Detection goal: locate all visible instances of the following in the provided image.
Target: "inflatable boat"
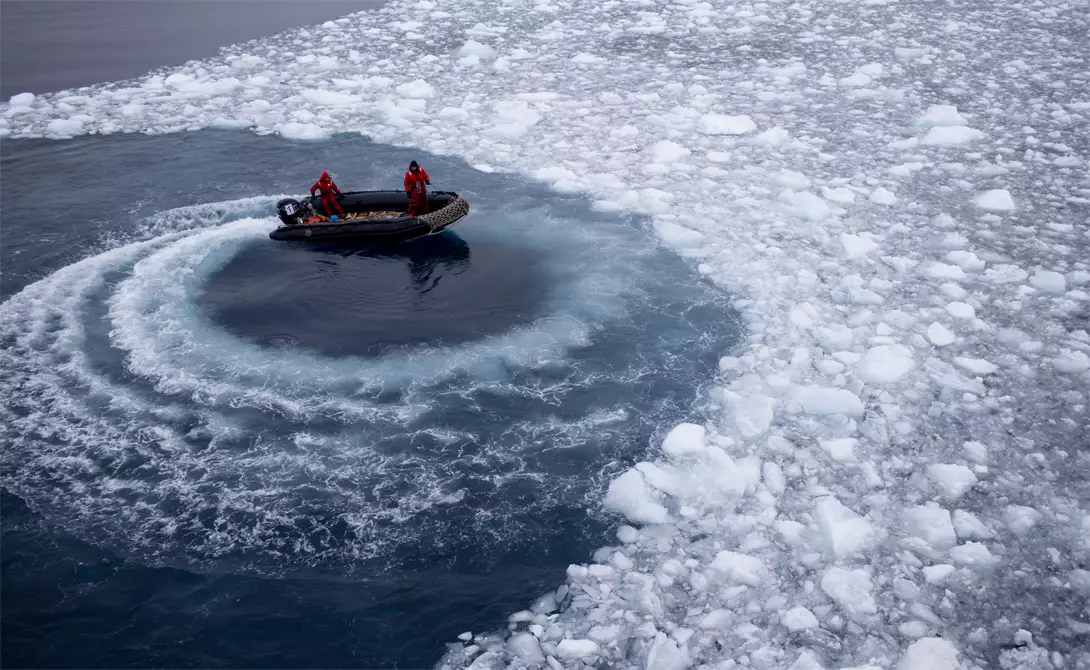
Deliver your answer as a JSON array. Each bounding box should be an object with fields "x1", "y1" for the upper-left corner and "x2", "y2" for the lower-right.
[{"x1": 270, "y1": 190, "x2": 470, "y2": 242}]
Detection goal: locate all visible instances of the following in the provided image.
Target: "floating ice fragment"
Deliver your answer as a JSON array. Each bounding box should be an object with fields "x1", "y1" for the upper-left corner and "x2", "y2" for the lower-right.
[
  {"x1": 791, "y1": 386, "x2": 864, "y2": 416},
  {"x1": 507, "y1": 633, "x2": 545, "y2": 664},
  {"x1": 456, "y1": 40, "x2": 496, "y2": 60},
  {"x1": 649, "y1": 140, "x2": 691, "y2": 163},
  {"x1": 945, "y1": 302, "x2": 975, "y2": 319},
  {"x1": 782, "y1": 606, "x2": 819, "y2": 631},
  {"x1": 774, "y1": 170, "x2": 810, "y2": 191},
  {"x1": 646, "y1": 633, "x2": 689, "y2": 670},
  {"x1": 856, "y1": 344, "x2": 916, "y2": 384},
  {"x1": 815, "y1": 497, "x2": 876, "y2": 557},
  {"x1": 917, "y1": 104, "x2": 968, "y2": 128},
  {"x1": 1030, "y1": 270, "x2": 1066, "y2": 293},
  {"x1": 922, "y1": 126, "x2": 984, "y2": 146},
  {"x1": 928, "y1": 464, "x2": 978, "y2": 499},
  {"x1": 1005, "y1": 505, "x2": 1043, "y2": 536},
  {"x1": 923, "y1": 564, "x2": 957, "y2": 584},
  {"x1": 8, "y1": 92, "x2": 36, "y2": 106},
  {"x1": 555, "y1": 639, "x2": 599, "y2": 659},
  {"x1": 974, "y1": 189, "x2": 1015, "y2": 212},
  {"x1": 780, "y1": 190, "x2": 832, "y2": 221},
  {"x1": 697, "y1": 113, "x2": 757, "y2": 135},
  {"x1": 395, "y1": 79, "x2": 435, "y2": 98},
  {"x1": 662, "y1": 423, "x2": 706, "y2": 456},
  {"x1": 926, "y1": 323, "x2": 956, "y2": 346},
  {"x1": 953, "y1": 357, "x2": 998, "y2": 375},
  {"x1": 819, "y1": 438, "x2": 857, "y2": 462},
  {"x1": 821, "y1": 567, "x2": 877, "y2": 619},
  {"x1": 712, "y1": 551, "x2": 768, "y2": 586},
  {"x1": 949, "y1": 541, "x2": 997, "y2": 567},
  {"x1": 899, "y1": 637, "x2": 961, "y2": 670},
  {"x1": 952, "y1": 510, "x2": 993, "y2": 539},
  {"x1": 869, "y1": 187, "x2": 898, "y2": 205},
  {"x1": 1053, "y1": 349, "x2": 1090, "y2": 373},
  {"x1": 841, "y1": 234, "x2": 879, "y2": 258},
  {"x1": 903, "y1": 505, "x2": 957, "y2": 549},
  {"x1": 725, "y1": 391, "x2": 776, "y2": 440},
  {"x1": 985, "y1": 264, "x2": 1029, "y2": 284},
  {"x1": 603, "y1": 470, "x2": 669, "y2": 524}
]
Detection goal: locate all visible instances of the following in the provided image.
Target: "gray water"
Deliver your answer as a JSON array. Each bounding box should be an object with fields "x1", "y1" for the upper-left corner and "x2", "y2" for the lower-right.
[{"x1": 1, "y1": 0, "x2": 385, "y2": 99}]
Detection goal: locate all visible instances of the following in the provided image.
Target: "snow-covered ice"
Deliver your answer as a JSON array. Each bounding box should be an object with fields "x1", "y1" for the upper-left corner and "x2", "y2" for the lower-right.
[{"x1": 3, "y1": 0, "x2": 1088, "y2": 668}]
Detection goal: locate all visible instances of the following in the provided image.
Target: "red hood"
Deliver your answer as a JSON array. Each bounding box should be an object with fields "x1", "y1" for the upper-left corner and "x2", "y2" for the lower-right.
[{"x1": 320, "y1": 171, "x2": 330, "y2": 180}]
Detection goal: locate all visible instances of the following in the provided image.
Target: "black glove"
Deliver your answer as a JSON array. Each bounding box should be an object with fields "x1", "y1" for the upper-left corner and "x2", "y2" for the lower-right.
[{"x1": 425, "y1": 180, "x2": 431, "y2": 185}]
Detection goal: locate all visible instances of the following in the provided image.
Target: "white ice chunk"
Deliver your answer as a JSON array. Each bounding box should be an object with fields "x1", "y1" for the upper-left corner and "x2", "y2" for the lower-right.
[
  {"x1": 507, "y1": 633, "x2": 546, "y2": 664},
  {"x1": 711, "y1": 551, "x2": 768, "y2": 586},
  {"x1": 646, "y1": 633, "x2": 688, "y2": 670},
  {"x1": 945, "y1": 302, "x2": 976, "y2": 319},
  {"x1": 456, "y1": 40, "x2": 497, "y2": 60},
  {"x1": 856, "y1": 344, "x2": 916, "y2": 385},
  {"x1": 821, "y1": 567, "x2": 877, "y2": 619},
  {"x1": 949, "y1": 542, "x2": 998, "y2": 567},
  {"x1": 974, "y1": 189, "x2": 1015, "y2": 212},
  {"x1": 725, "y1": 391, "x2": 777, "y2": 440},
  {"x1": 603, "y1": 469, "x2": 669, "y2": 524},
  {"x1": 791, "y1": 386, "x2": 864, "y2": 416},
  {"x1": 869, "y1": 187, "x2": 898, "y2": 205},
  {"x1": 903, "y1": 505, "x2": 957, "y2": 549},
  {"x1": 1005, "y1": 505, "x2": 1043, "y2": 536},
  {"x1": 649, "y1": 140, "x2": 691, "y2": 163},
  {"x1": 926, "y1": 323, "x2": 957, "y2": 346},
  {"x1": 662, "y1": 422, "x2": 707, "y2": 456},
  {"x1": 697, "y1": 113, "x2": 757, "y2": 135},
  {"x1": 952, "y1": 510, "x2": 993, "y2": 540},
  {"x1": 780, "y1": 190, "x2": 832, "y2": 221},
  {"x1": 819, "y1": 438, "x2": 857, "y2": 462},
  {"x1": 1029, "y1": 270, "x2": 1066, "y2": 293},
  {"x1": 8, "y1": 92, "x2": 36, "y2": 106},
  {"x1": 816, "y1": 497, "x2": 876, "y2": 557},
  {"x1": 954, "y1": 357, "x2": 999, "y2": 375},
  {"x1": 556, "y1": 639, "x2": 600, "y2": 659},
  {"x1": 782, "y1": 606, "x2": 819, "y2": 631},
  {"x1": 916, "y1": 105, "x2": 968, "y2": 128},
  {"x1": 899, "y1": 637, "x2": 961, "y2": 670},
  {"x1": 927, "y1": 464, "x2": 978, "y2": 499},
  {"x1": 395, "y1": 79, "x2": 436, "y2": 98},
  {"x1": 776, "y1": 169, "x2": 811, "y2": 190},
  {"x1": 1053, "y1": 349, "x2": 1090, "y2": 373},
  {"x1": 841, "y1": 234, "x2": 879, "y2": 259},
  {"x1": 922, "y1": 126, "x2": 984, "y2": 146}
]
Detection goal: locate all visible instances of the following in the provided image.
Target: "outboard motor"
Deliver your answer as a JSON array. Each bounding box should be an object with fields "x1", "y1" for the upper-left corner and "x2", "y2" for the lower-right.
[{"x1": 276, "y1": 198, "x2": 304, "y2": 225}]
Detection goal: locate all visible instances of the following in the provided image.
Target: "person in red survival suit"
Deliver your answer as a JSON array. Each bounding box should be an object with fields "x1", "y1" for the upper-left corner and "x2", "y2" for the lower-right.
[
  {"x1": 310, "y1": 171, "x2": 344, "y2": 219},
  {"x1": 404, "y1": 161, "x2": 430, "y2": 216}
]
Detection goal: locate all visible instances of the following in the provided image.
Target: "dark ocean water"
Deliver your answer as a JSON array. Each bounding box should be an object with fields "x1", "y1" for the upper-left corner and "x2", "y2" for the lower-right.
[
  {"x1": 0, "y1": 130, "x2": 741, "y2": 668},
  {"x1": 1, "y1": 0, "x2": 385, "y2": 99}
]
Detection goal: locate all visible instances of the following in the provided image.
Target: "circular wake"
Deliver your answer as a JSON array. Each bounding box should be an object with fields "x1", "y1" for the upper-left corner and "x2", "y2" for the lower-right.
[{"x1": 1, "y1": 195, "x2": 736, "y2": 576}]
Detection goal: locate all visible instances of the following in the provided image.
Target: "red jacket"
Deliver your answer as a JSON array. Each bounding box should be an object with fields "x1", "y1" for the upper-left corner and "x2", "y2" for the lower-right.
[
  {"x1": 311, "y1": 171, "x2": 342, "y2": 199},
  {"x1": 404, "y1": 167, "x2": 430, "y2": 194}
]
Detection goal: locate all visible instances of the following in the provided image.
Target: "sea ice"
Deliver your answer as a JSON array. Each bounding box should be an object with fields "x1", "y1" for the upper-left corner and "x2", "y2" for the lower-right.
[
  {"x1": 781, "y1": 606, "x2": 819, "y2": 631},
  {"x1": 921, "y1": 126, "x2": 984, "y2": 146},
  {"x1": 899, "y1": 637, "x2": 961, "y2": 670},
  {"x1": 917, "y1": 104, "x2": 968, "y2": 128},
  {"x1": 928, "y1": 464, "x2": 978, "y2": 499},
  {"x1": 697, "y1": 113, "x2": 757, "y2": 135},
  {"x1": 855, "y1": 344, "x2": 916, "y2": 384},
  {"x1": 974, "y1": 189, "x2": 1015, "y2": 211},
  {"x1": 821, "y1": 567, "x2": 877, "y2": 619},
  {"x1": 903, "y1": 505, "x2": 957, "y2": 549}
]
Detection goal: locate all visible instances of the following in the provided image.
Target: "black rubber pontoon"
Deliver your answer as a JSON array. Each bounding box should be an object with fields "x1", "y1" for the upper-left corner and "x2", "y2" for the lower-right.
[{"x1": 270, "y1": 190, "x2": 470, "y2": 242}]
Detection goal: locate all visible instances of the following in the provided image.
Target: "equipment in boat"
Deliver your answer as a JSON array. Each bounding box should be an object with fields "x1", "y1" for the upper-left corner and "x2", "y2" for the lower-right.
[{"x1": 271, "y1": 190, "x2": 470, "y2": 242}]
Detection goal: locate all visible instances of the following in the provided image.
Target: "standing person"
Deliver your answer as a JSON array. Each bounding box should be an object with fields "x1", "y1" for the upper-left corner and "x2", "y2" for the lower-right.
[
  {"x1": 310, "y1": 171, "x2": 344, "y2": 219},
  {"x1": 404, "y1": 161, "x2": 430, "y2": 216}
]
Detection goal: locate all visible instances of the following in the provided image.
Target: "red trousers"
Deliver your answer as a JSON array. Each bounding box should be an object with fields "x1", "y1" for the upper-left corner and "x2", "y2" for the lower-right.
[
  {"x1": 407, "y1": 187, "x2": 429, "y2": 216},
  {"x1": 320, "y1": 195, "x2": 344, "y2": 217}
]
